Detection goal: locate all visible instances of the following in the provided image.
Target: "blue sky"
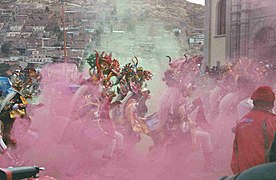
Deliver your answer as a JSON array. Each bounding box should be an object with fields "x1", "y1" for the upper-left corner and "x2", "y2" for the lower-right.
[{"x1": 187, "y1": 0, "x2": 205, "y2": 5}]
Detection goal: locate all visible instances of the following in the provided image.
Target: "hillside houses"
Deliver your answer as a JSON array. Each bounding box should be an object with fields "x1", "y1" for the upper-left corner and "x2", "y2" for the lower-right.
[{"x1": 0, "y1": 3, "x2": 101, "y2": 69}]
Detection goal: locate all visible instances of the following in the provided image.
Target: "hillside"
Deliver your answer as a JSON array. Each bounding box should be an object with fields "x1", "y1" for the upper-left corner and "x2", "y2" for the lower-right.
[
  {"x1": 12, "y1": 0, "x2": 204, "y2": 29},
  {"x1": 131, "y1": 0, "x2": 204, "y2": 29}
]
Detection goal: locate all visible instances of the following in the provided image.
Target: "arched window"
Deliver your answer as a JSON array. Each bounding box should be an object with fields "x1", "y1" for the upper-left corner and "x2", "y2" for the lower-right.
[{"x1": 217, "y1": 0, "x2": 226, "y2": 35}]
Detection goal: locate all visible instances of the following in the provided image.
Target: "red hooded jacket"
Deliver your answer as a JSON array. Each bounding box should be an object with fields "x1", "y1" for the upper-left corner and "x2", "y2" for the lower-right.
[{"x1": 231, "y1": 110, "x2": 276, "y2": 174}]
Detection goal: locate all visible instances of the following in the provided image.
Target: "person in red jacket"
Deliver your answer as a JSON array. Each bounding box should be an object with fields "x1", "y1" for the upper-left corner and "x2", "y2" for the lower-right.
[{"x1": 231, "y1": 86, "x2": 276, "y2": 174}]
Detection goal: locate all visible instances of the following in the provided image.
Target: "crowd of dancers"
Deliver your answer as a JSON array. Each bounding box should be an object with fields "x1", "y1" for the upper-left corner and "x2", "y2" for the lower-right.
[{"x1": 0, "y1": 52, "x2": 276, "y2": 179}]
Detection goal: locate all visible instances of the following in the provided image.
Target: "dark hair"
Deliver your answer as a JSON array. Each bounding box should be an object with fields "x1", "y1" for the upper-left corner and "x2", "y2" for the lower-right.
[{"x1": 253, "y1": 100, "x2": 274, "y2": 109}]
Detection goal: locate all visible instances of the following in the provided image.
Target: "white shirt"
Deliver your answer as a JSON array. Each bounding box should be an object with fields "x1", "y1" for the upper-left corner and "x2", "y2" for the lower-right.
[{"x1": 237, "y1": 98, "x2": 254, "y2": 119}]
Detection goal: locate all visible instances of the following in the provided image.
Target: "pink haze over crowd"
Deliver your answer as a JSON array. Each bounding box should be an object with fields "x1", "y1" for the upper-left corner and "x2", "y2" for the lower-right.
[{"x1": 0, "y1": 56, "x2": 275, "y2": 180}]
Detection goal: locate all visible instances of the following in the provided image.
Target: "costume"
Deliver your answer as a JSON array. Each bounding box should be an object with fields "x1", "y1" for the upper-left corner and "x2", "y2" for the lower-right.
[
  {"x1": 0, "y1": 68, "x2": 40, "y2": 165},
  {"x1": 98, "y1": 93, "x2": 115, "y2": 137},
  {"x1": 231, "y1": 86, "x2": 276, "y2": 174},
  {"x1": 85, "y1": 51, "x2": 153, "y2": 157},
  {"x1": 122, "y1": 98, "x2": 149, "y2": 146},
  {"x1": 0, "y1": 68, "x2": 39, "y2": 148},
  {"x1": 0, "y1": 77, "x2": 13, "y2": 100},
  {"x1": 129, "y1": 88, "x2": 150, "y2": 119},
  {"x1": 0, "y1": 90, "x2": 28, "y2": 147}
]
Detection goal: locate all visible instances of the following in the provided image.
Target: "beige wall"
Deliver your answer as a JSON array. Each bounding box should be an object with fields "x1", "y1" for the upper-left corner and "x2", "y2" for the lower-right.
[
  {"x1": 210, "y1": 37, "x2": 226, "y2": 66},
  {"x1": 208, "y1": 0, "x2": 227, "y2": 66}
]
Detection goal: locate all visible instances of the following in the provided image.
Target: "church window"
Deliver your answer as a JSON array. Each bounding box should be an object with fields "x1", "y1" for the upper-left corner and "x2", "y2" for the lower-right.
[{"x1": 217, "y1": 0, "x2": 226, "y2": 35}]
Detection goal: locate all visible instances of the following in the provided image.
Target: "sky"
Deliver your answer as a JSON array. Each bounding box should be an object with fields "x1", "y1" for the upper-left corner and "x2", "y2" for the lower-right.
[{"x1": 187, "y1": 0, "x2": 205, "y2": 5}]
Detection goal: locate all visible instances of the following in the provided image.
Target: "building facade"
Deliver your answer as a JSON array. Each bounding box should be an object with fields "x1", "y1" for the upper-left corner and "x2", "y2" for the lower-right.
[{"x1": 204, "y1": 0, "x2": 276, "y2": 67}]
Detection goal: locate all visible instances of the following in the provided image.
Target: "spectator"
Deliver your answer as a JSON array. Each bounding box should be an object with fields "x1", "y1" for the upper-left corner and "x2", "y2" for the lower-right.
[{"x1": 231, "y1": 86, "x2": 276, "y2": 174}]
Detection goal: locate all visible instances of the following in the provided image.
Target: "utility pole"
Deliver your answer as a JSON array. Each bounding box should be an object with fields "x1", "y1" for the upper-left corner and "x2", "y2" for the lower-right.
[{"x1": 61, "y1": 0, "x2": 67, "y2": 63}]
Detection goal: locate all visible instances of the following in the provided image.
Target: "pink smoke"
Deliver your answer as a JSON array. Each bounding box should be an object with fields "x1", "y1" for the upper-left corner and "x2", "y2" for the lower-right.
[{"x1": 1, "y1": 57, "x2": 275, "y2": 180}]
